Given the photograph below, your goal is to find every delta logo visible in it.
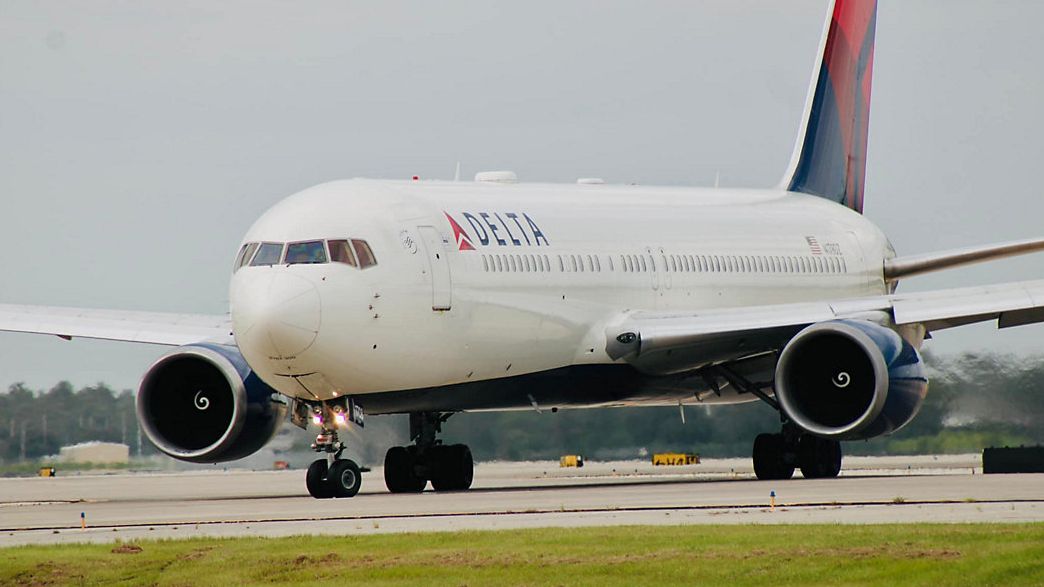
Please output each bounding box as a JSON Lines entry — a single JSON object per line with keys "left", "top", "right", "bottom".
{"left": 444, "top": 211, "right": 550, "bottom": 251}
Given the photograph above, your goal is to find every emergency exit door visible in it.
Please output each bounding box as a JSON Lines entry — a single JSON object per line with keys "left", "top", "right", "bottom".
{"left": 418, "top": 226, "right": 452, "bottom": 310}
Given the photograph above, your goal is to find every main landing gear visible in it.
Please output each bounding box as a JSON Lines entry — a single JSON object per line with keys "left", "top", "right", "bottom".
{"left": 752, "top": 427, "right": 841, "bottom": 480}
{"left": 384, "top": 412, "right": 474, "bottom": 493}
{"left": 296, "top": 398, "right": 365, "bottom": 499}
{"left": 714, "top": 365, "right": 842, "bottom": 481}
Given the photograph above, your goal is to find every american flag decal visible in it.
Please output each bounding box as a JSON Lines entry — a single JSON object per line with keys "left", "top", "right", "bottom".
{"left": 805, "top": 236, "right": 823, "bottom": 255}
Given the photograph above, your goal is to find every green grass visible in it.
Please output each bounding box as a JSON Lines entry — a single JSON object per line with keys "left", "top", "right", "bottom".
{"left": 2, "top": 524, "right": 1042, "bottom": 586}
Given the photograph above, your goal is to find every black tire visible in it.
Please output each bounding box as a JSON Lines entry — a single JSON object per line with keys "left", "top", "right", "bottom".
{"left": 798, "top": 435, "right": 842, "bottom": 479}
{"left": 431, "top": 444, "right": 474, "bottom": 492}
{"left": 328, "top": 459, "right": 363, "bottom": 498}
{"left": 385, "top": 446, "right": 426, "bottom": 493}
{"left": 306, "top": 459, "right": 333, "bottom": 499}
{"left": 753, "top": 433, "right": 795, "bottom": 481}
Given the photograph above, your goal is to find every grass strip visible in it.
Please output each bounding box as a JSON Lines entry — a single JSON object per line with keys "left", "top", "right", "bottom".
{"left": 2, "top": 524, "right": 1042, "bottom": 586}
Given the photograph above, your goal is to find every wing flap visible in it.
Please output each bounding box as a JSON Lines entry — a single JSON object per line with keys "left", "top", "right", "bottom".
{"left": 891, "top": 280, "right": 1044, "bottom": 331}
{"left": 0, "top": 304, "right": 231, "bottom": 346}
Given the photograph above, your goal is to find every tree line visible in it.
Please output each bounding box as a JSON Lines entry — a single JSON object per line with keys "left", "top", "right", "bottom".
{"left": 1, "top": 352, "right": 1042, "bottom": 464}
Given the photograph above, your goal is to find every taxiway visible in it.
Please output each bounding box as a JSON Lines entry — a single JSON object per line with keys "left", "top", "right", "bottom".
{"left": 1, "top": 455, "right": 1040, "bottom": 547}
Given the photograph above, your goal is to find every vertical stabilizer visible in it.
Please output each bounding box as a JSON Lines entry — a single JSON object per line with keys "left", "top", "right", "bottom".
{"left": 782, "top": 0, "right": 878, "bottom": 213}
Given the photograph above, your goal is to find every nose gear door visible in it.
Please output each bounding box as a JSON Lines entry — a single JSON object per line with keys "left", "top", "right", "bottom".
{"left": 418, "top": 226, "right": 452, "bottom": 310}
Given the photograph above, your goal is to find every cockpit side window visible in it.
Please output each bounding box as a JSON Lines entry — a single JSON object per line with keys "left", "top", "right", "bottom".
{"left": 285, "top": 240, "right": 328, "bottom": 265}
{"left": 250, "top": 242, "right": 284, "bottom": 266}
{"left": 352, "top": 239, "right": 377, "bottom": 268}
{"left": 328, "top": 239, "right": 358, "bottom": 267}
{"left": 234, "top": 242, "right": 259, "bottom": 272}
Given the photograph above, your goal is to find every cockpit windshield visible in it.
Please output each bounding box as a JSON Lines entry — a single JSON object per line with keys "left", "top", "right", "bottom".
{"left": 285, "top": 240, "right": 328, "bottom": 264}
{"left": 250, "top": 242, "right": 284, "bottom": 266}
{"left": 234, "top": 242, "right": 259, "bottom": 271}
{"left": 328, "top": 239, "right": 358, "bottom": 266}
{"left": 235, "top": 238, "right": 377, "bottom": 272}
{"left": 352, "top": 239, "right": 377, "bottom": 269}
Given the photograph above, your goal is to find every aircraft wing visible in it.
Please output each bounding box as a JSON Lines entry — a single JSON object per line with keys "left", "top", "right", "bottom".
{"left": 0, "top": 304, "right": 232, "bottom": 346}
{"left": 605, "top": 279, "right": 1044, "bottom": 372}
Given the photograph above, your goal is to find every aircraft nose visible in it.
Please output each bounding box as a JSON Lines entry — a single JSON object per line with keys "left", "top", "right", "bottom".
{"left": 232, "top": 272, "right": 321, "bottom": 359}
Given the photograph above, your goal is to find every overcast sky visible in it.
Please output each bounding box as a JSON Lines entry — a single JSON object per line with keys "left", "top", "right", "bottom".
{"left": 1, "top": 0, "right": 1043, "bottom": 392}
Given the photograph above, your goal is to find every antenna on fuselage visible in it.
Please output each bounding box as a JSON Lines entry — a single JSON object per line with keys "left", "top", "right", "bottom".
{"left": 714, "top": 170, "right": 721, "bottom": 189}
{"left": 453, "top": 161, "right": 461, "bottom": 182}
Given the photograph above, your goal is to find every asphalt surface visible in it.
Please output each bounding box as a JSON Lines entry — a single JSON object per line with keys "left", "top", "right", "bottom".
{"left": 1, "top": 455, "right": 1041, "bottom": 546}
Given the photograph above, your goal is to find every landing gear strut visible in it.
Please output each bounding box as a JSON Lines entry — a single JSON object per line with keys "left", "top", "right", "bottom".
{"left": 297, "top": 399, "right": 365, "bottom": 499}
{"left": 384, "top": 412, "right": 474, "bottom": 493}
{"left": 715, "top": 365, "right": 843, "bottom": 481}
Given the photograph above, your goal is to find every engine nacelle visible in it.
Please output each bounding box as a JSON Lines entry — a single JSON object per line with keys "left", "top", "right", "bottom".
{"left": 775, "top": 320, "right": 928, "bottom": 440}
{"left": 136, "top": 343, "right": 286, "bottom": 463}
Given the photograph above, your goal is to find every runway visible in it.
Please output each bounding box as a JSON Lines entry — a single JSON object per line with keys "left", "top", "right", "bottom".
{"left": 1, "top": 455, "right": 1041, "bottom": 547}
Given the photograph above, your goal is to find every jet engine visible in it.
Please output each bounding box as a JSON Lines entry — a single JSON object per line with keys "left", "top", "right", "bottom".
{"left": 136, "top": 343, "right": 285, "bottom": 463}
{"left": 774, "top": 320, "right": 928, "bottom": 440}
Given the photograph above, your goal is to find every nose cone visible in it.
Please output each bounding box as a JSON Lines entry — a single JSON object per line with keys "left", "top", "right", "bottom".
{"left": 232, "top": 271, "right": 321, "bottom": 360}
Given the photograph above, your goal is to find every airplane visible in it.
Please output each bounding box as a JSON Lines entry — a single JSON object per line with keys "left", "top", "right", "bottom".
{"left": 3, "top": 0, "right": 1044, "bottom": 498}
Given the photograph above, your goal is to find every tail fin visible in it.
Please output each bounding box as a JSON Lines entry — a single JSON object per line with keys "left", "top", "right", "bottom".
{"left": 781, "top": 0, "right": 878, "bottom": 213}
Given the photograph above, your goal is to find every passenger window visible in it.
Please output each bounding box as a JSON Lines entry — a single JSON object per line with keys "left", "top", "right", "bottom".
{"left": 329, "top": 239, "right": 358, "bottom": 267}
{"left": 250, "top": 242, "right": 284, "bottom": 266}
{"left": 482, "top": 256, "right": 489, "bottom": 272}
{"left": 234, "top": 242, "right": 259, "bottom": 271}
{"left": 285, "top": 240, "right": 328, "bottom": 265}
{"left": 495, "top": 256, "right": 503, "bottom": 272}
{"left": 352, "top": 239, "right": 377, "bottom": 268}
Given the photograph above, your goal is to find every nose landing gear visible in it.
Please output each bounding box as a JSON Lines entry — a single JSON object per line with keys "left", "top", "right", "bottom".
{"left": 293, "top": 398, "right": 366, "bottom": 499}
{"left": 305, "top": 427, "right": 363, "bottom": 498}
{"left": 384, "top": 412, "right": 474, "bottom": 493}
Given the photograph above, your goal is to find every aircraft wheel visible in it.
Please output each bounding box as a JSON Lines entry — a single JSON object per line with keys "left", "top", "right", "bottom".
{"left": 385, "top": 446, "right": 426, "bottom": 493}
{"left": 431, "top": 444, "right": 474, "bottom": 492}
{"left": 753, "top": 433, "right": 795, "bottom": 481}
{"left": 306, "top": 458, "right": 334, "bottom": 499}
{"left": 328, "top": 459, "right": 363, "bottom": 498}
{"left": 798, "top": 435, "right": 842, "bottom": 479}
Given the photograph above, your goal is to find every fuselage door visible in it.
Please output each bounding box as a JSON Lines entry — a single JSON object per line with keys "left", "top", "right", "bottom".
{"left": 659, "top": 247, "right": 673, "bottom": 290}
{"left": 645, "top": 246, "right": 660, "bottom": 292}
{"left": 418, "top": 226, "right": 452, "bottom": 311}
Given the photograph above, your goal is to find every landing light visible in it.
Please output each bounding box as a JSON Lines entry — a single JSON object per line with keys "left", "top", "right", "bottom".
{"left": 334, "top": 411, "right": 347, "bottom": 426}
{"left": 311, "top": 413, "right": 323, "bottom": 426}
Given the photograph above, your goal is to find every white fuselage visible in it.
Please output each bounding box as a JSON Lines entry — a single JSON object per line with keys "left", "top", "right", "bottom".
{"left": 229, "top": 179, "right": 892, "bottom": 409}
